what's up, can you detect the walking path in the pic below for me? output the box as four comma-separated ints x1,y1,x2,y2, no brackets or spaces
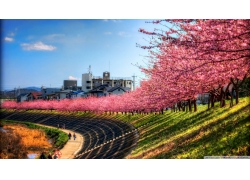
38,124,84,159
59,129,84,159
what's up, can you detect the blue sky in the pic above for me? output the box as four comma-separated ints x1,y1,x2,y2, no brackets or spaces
1,19,158,90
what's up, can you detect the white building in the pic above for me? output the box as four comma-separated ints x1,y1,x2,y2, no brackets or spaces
82,71,133,92
82,72,93,92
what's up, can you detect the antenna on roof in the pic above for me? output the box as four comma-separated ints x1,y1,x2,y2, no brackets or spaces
88,65,92,74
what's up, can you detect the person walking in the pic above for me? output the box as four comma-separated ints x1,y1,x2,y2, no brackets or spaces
47,153,52,159
68,132,72,140
53,149,62,159
73,133,76,140
40,152,47,159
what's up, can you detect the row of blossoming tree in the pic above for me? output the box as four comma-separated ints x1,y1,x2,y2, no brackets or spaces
2,19,250,114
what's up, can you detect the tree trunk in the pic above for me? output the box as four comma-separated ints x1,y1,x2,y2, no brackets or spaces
208,94,211,109
230,89,234,107
211,94,215,108
188,99,192,112
235,87,239,104
193,100,197,112
220,89,225,107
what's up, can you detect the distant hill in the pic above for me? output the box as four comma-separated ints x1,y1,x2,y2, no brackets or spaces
25,87,41,92
0,87,41,99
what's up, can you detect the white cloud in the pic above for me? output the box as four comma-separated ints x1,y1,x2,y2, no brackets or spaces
4,37,14,42
20,41,57,51
118,31,131,37
68,76,79,80
104,32,112,35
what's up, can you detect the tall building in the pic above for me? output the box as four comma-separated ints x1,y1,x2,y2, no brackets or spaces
82,72,93,92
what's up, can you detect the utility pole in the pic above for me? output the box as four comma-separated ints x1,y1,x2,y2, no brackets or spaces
132,74,137,91
14,87,16,100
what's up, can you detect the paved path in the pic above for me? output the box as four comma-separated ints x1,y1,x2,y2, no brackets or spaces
37,125,84,159
59,129,84,159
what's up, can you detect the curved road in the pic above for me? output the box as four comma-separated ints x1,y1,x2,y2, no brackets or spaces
0,110,139,159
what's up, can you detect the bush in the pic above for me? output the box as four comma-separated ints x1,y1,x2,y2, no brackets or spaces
0,129,28,159
1,120,68,149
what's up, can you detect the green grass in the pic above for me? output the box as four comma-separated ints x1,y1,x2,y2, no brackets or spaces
1,97,249,159
0,120,68,149
81,97,250,158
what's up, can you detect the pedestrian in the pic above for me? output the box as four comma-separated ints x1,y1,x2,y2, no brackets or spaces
53,149,62,159
53,154,58,159
68,132,72,140
57,124,60,129
40,152,47,159
63,124,65,129
73,133,76,140
47,153,52,159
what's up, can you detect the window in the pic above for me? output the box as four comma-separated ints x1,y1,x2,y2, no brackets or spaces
86,86,91,89
86,81,91,83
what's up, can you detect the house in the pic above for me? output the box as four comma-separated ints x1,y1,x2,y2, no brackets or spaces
41,87,61,100
69,90,85,99
76,91,86,98
105,86,131,96
89,84,110,97
56,90,72,100
27,92,43,101
16,93,29,102
89,84,130,97
82,71,133,92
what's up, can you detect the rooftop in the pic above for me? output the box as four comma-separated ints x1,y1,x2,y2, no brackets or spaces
92,76,132,80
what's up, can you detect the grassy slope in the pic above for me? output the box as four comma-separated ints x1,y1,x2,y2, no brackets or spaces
1,97,249,159
91,97,250,158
